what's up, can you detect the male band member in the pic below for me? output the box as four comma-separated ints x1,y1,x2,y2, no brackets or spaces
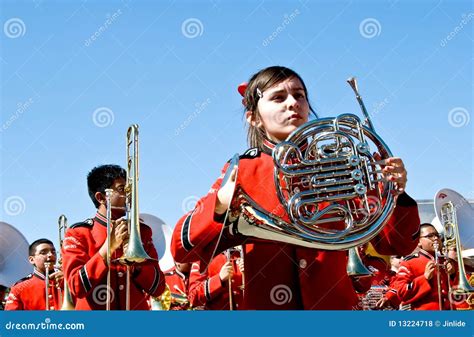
5,239,62,310
162,262,192,310
188,249,244,310
62,164,165,310
394,223,456,310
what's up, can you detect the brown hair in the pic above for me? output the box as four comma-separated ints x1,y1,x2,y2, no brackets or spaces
243,66,314,150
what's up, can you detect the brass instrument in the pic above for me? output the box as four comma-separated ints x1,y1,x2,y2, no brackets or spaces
105,188,113,311
439,203,474,306
224,249,234,311
150,284,190,310
119,124,152,265
220,78,394,278
236,245,245,293
227,78,394,248
347,247,372,277
57,215,75,310
432,240,446,310
0,222,31,290
44,261,51,310
435,188,474,310
105,125,154,310
360,285,394,310
150,284,171,310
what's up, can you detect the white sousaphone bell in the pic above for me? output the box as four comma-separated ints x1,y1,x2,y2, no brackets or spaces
0,222,32,287
432,188,474,270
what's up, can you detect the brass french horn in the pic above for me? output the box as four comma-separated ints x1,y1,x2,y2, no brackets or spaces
226,77,395,252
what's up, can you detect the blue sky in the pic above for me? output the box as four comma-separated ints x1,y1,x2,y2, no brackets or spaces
1,0,472,246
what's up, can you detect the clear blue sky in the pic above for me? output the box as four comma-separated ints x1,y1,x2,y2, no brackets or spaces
1,0,472,245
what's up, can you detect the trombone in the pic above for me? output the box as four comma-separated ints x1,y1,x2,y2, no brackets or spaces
105,124,154,310
440,202,474,306
44,261,51,311
57,215,75,310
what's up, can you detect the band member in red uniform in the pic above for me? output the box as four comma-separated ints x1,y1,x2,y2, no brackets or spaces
375,255,403,309
62,164,165,310
171,66,420,310
188,249,244,310
163,262,192,310
444,245,472,310
394,223,456,310
5,239,63,310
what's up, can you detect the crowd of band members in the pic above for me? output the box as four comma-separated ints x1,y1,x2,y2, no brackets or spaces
1,66,473,311
2,219,472,311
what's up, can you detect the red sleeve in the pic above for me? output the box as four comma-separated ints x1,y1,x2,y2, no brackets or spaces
171,163,233,264
372,193,420,256
393,261,431,304
131,225,166,297
4,284,23,310
62,229,108,299
385,288,400,307
187,261,225,307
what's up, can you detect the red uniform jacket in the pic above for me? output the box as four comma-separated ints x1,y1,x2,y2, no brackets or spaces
62,213,165,310
381,269,401,309
188,251,244,310
164,266,190,310
5,269,62,310
393,249,453,310
171,144,420,310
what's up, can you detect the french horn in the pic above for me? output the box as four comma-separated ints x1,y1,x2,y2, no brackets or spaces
226,77,395,250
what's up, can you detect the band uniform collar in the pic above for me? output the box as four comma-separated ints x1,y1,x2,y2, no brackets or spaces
33,269,46,280
94,212,108,227
262,137,309,156
418,248,435,260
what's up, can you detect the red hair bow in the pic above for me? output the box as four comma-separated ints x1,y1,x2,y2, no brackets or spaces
237,82,248,107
